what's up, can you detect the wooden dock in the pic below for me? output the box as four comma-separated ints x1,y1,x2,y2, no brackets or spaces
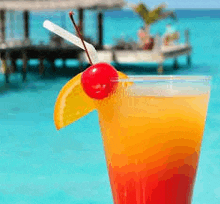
80,30,192,74
0,3,106,83
0,2,193,82
0,43,83,82
0,30,192,82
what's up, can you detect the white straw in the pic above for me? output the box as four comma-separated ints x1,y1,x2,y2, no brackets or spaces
43,20,99,64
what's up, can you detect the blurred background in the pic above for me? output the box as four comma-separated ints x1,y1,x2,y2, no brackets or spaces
0,0,220,203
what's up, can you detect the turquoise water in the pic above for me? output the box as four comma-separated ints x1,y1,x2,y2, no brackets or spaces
1,9,220,203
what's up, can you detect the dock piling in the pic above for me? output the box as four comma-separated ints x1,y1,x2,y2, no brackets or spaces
185,30,192,67
5,52,11,83
98,12,103,49
39,56,45,75
5,70,9,83
48,58,56,72
22,51,27,81
187,55,191,66
78,8,84,35
0,10,6,43
174,58,178,70
23,10,30,42
11,58,16,73
8,52,16,73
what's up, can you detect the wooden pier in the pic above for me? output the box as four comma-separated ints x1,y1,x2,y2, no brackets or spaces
0,0,123,82
0,43,84,81
80,30,192,74
0,30,192,82
0,1,192,82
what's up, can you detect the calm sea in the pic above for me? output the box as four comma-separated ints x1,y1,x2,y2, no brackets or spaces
0,9,220,204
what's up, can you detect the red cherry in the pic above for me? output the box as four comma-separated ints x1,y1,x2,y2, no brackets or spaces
81,62,119,99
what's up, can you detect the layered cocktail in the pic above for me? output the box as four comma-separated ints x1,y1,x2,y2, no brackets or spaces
45,13,211,204
96,76,210,204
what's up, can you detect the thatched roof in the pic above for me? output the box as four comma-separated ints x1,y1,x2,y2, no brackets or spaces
0,0,125,11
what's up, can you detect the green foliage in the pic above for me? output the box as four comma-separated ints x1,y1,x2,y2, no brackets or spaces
134,3,166,25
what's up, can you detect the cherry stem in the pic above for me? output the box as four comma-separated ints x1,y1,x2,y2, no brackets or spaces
69,11,93,65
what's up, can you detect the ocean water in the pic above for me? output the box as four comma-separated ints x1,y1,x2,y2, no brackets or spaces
0,9,220,204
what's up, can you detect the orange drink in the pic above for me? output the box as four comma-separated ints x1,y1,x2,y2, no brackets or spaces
95,76,211,204
48,14,210,204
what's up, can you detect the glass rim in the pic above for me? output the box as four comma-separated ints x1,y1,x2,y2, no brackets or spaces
115,75,212,82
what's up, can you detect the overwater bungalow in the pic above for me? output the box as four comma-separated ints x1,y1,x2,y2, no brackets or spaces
0,0,191,83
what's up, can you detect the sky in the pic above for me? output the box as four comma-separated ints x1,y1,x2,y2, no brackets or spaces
126,0,220,9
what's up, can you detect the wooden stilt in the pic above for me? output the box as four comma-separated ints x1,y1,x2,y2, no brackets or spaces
52,59,56,72
39,56,44,75
11,58,16,73
48,58,56,72
5,70,9,83
157,63,163,74
63,58,67,69
174,58,178,70
185,30,192,67
187,55,191,66
22,51,28,81
98,12,103,50
5,52,11,83
78,8,84,35
23,10,30,43
7,52,17,74
0,10,6,43
0,10,7,81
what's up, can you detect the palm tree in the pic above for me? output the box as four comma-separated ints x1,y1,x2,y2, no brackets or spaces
133,3,176,25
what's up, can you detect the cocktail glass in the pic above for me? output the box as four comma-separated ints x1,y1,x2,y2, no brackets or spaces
95,76,211,204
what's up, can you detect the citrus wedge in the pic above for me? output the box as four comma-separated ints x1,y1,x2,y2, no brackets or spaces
54,73,95,130
54,71,130,130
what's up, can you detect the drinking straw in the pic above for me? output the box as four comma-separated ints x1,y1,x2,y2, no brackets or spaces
43,20,99,64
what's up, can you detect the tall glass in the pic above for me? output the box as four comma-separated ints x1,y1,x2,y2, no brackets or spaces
95,76,211,204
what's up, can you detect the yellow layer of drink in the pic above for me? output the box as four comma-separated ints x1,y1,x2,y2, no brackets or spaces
95,83,210,204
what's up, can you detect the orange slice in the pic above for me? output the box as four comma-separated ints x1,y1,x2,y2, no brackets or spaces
54,71,130,130
54,72,95,130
